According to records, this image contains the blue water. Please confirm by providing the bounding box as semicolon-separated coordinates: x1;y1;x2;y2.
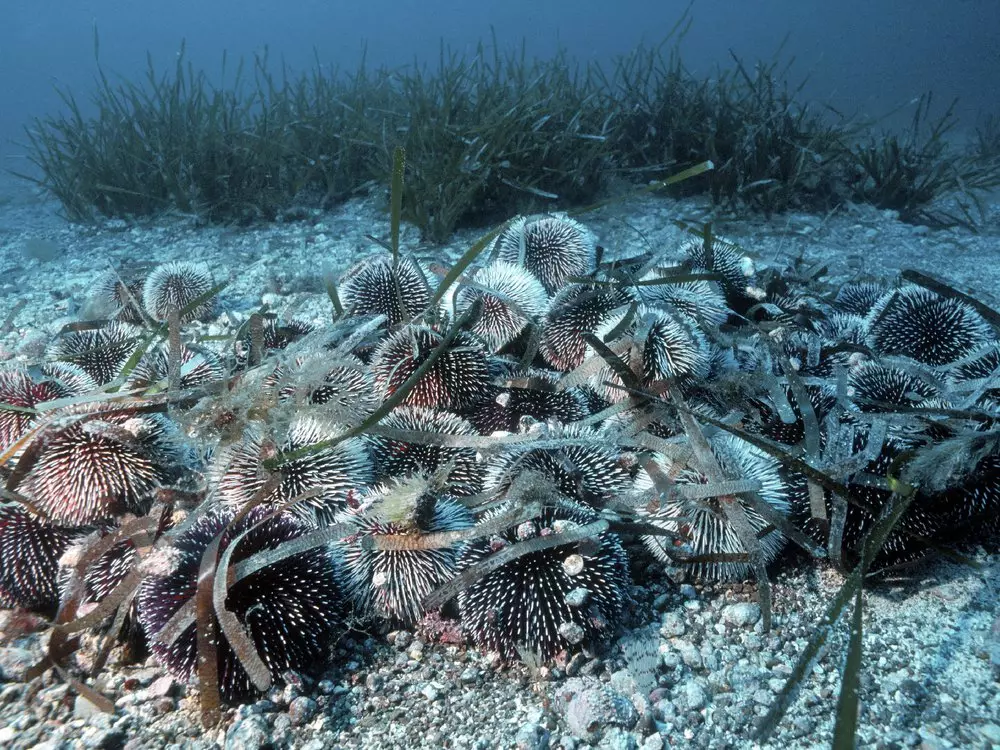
2;0;998;163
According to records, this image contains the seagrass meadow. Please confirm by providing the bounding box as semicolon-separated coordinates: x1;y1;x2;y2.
0;32;999;750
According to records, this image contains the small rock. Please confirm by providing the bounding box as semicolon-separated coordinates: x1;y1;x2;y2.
74;695;106;720
461;666;481;684
0;647;36;682
980;724;1000;744
516;722;551;750
391;630;412;650
721;603;761;628
225;714;269;750
565;686;639;742
288;696;318;726
148;676;175;698
681;680;707;711
674;642;703;670
598;728;639;750
678;585;697;599
642;733;664;750
421;684;441;701
559;621;586;645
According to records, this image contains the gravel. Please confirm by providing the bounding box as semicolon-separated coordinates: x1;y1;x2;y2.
0;178;998;748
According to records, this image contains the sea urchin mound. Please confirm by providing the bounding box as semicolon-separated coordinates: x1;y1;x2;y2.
20;406;177;526
214;416;373;525
338;486;473;624
865;285;995;366
638;434;791;581
492;215;596;294
457;500;629;662
137;506;345;703
142;261;216;323
370;325;490;412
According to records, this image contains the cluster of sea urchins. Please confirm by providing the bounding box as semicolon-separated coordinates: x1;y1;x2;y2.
1;214;999;714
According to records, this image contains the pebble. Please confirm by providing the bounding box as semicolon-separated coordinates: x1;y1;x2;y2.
224;714;269;750
721;603;761;628
515;722;551;750
681;680;707;711
288;696;318;726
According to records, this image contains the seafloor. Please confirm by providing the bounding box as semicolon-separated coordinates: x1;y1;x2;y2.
0;175;998;749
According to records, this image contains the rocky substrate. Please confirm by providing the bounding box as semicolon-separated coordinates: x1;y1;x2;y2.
1;178;999;748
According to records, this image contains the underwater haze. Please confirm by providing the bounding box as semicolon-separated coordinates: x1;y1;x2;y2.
1;0;999;161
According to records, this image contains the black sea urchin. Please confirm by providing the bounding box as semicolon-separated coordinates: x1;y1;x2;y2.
491;215;596;294
370;325;490;412
49;322;141;385
214;416;372;525
142;262;216;323
457;500;629;662
137;506;344;702
365;406;484;497
338;486;473;624
20;405;177;526
638;434;791;581
451;262;549;353
338;254;431;326
0;504;74;613
865;285;995;366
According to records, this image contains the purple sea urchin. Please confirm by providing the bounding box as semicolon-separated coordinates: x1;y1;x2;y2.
338;253;431;326
49;322;141;385
365;406;484;497
126;344;226;391
370;325;490;412
338;485;473;624
483;425;632;510
214;416;372;525
20;405;177;526
865;285;995;366
468;383;588;436
491;215;596;294
456;500;629;662
142;262;216;323
638;433;791;581
94;269;148;324
0;368;75;453
539;285;634;372
0;504;74;613
847;361;938;411
451;262;549;353
137;506;344;702
597;307;711;401
679;234;758;309
636;272;731;329
834;282;889;316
